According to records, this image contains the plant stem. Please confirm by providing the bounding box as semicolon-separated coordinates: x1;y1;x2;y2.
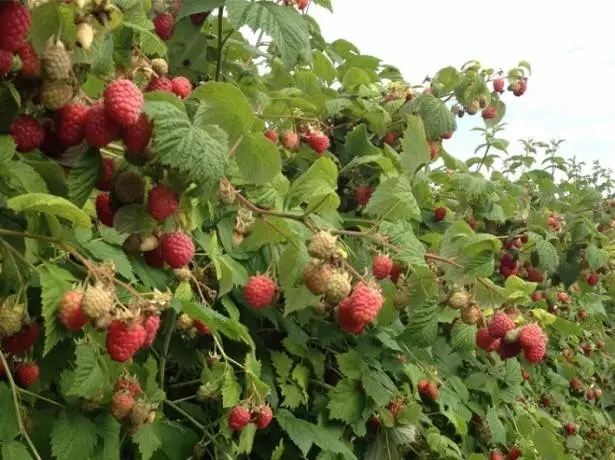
158;310;177;389
18;389;64;408
235;192;306;223
215;7;224;81
475;144;492;174
164;399;205;431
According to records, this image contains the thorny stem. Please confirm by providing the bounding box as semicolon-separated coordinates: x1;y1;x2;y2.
0;351;42;460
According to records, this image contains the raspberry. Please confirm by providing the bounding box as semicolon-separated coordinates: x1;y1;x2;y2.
146;76;173;93
1;322;39;354
11;114;45;152
95;192;115;227
383;131;397;145
42;40;72;80
586;272;600;286
434;207;447;221
171;76;192;98
302;259;332;295
489;450;504;460
355;185;372;206
518;323;546;350
123;114;152;154
243;275;277;309
253;405;273;429
54;103;89;146
493;78;505;93
85;104;121;148
58;290;87;331
147;184;179;222
16;362;40;387
160;231;195;268
282;131;300;150
16;42;39;78
144;246;165;268
372;254;393;279
110;390;134;420
103;79;144;127
564;423;576;436
307;231;337;259
523;341;546;363
476;327;500;352
129;399;153;428
488;312;515;338
264;129;278;143
497;340;521;359
95;158;115;191
106;320;147;362
0;2;31;52
419;380;439;401
307;131;330;155
349;282;384;323
193;320;210;335
0;359;4;377
228;405;251;432
41;80;73;110
190;12;209;26
0;299;25;337
324;270;352;304
448;291;469;310
482;106;497;120
0;50;13;77
337;297;366;334
461;305;481;325
141;315;160;348
82;283;114;320
153;13;175;40
390;263;403;283
113;171;145;204
297;0;309;10
116;375;142;396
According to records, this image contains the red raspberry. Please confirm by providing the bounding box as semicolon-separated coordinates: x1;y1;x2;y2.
513;79;527;96
500;252;516;268
297;0;309;10
518;323;546;350
95;192;115;227
147;184;179;222
434;207;447;221
419;381;439;401
193;320;210;335
85;104;121;148
106;320;147;362
264;129;278;143
253;405;273;429
489;450;504;460
282;131;300;150
349;282;384;323
116;376;142;396
482;106;497;120
54;103;89;146
144;246;165;268
17;42;40;78
228;405;251;431
507;445;521;457
123;114;152;153
383;131;397;145
171;76;192;98
190;12;209;26
307;131;330;155
16;362;39;387
497;340;521;359
103;79;144;127
11;114;44;152
586;272;600;286
1;322;39;354
488;312;516;338
40;124;67;158
564;422;576;436
110;390;134;420
58;290;87;332
146;76;173;93
153;13;175;40
493;78;505;93
355;185;372;206
243;275;277;309
476;327;501;352
390;263;403;283
141;315;160;348
337;296;366;334
160;231;195;268
0;2;31;52
523;341;546;363
0;359;4;377
95;158;115;191
372;254;393;280
0;50;12;77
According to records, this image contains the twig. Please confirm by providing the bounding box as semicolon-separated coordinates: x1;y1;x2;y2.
215;7;224;81
164;399;205;431
18;389;64;408
235;192;306;224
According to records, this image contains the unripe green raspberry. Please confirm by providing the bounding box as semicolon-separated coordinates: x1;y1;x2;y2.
82;283;114;320
41;80;73;110
151;58;168;76
42;39;72;80
0;296;25;337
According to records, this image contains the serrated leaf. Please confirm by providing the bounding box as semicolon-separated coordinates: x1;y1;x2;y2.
288;157;339;213
68;343;106;399
401;115;431;173
328;379;365;424
284;285;319;316
237;423;257;454
0;383;19;441
81;240;134;282
1;441;32;460
8;193;91;227
177;0;225;19
38;264;76;355
112;205;158;234
380;220;427;267
399;301;439;347
181;301;254;348
222;366;242;408
51;411;98;460
485;407;506;445
91;413;121;460
68;149;102;208
451;323;476;351
234;132;281;185
365;176;420;221
362;367;395;406
337;350;362;380
271;351;293;381
585;245;607;272
132;422;162;460
534;236;559;274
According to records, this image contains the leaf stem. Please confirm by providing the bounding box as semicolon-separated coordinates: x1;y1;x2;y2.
215;7;224;81
18;388;64;408
163;399;205;431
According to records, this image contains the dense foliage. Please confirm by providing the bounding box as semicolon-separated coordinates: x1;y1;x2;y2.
0;1;614;459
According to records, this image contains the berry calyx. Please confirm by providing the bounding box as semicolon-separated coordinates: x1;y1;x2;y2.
244;275;277;309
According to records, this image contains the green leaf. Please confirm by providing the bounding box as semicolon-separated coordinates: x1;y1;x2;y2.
401;115;431;173
380;221;427;267
68;149;102;208
238;423;257;454
337;350;362;380
8;193;91;227
485;406;506;445
532;234;559;274
365;176;421;221
132;422;162;460
271;351;294;381
585;245;607;272
1;441;33;460
361;367;396;406
328;379;365;424
92;413;121;460
51;411;99;460
112;205;158;234
503;275;537;303
451;323;476;351
67;343;106;399
312;50;336;83
181;301;254;348
0;383;19;441
234;133;281;185
81;240;134;282
408;94;456;141
0;136;16;162
38;265;76;356
177;0;225;19
222;366;242;408
30;2;61;52
399;301;438;347
284;285;319;316
288;157;339;213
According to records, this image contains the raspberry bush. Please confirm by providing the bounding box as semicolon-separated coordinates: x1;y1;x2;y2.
0;0;614;459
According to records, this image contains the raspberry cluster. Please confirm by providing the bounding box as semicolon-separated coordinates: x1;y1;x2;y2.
261;126;330;156
337;282;384;334
227;403;274;432
110;375;156;432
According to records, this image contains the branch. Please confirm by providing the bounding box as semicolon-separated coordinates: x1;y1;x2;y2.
215;7;224;81
235;192;307;224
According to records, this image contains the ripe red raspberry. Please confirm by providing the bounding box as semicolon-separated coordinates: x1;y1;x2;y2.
228;405;251;431
488;312;516;338
146;76;173;93
297;0;309;10
147;184;179;222
85;104;121;148
95;158;115;191
116;375;142;396
16;362;40;387
190;12;209;26
17;42;40;78
54;103;89;146
171;76;192;98
106;320;147;362
0;2;31;52
160;231;195;268
493;78;505;93
95;192;115;227
144;246;165;268
103;79;144;127
349;282;384;323
58;290;87;332
123;114;152;153
337;296;366;334
355;185;372;206
307;131;330;155
193;320;210;335
518;323;546;350
264;129;278;143
1;322;39;354
513;79;528;97
253;405;273;429
497;340;522;359
489;450;504;460
383;131;397;145
372;254;393;279
0;50;12;77
110;390;134;420
434;207;447;221
153;13;175;40
482;106;497;120
586;272;600;286
243;275;277;309
419;380;439;401
475;327;501;352
524;342;546;363
282;131;300;150
564;422;576;436
11;114;44;152
141;315;160;348
390;263;403;283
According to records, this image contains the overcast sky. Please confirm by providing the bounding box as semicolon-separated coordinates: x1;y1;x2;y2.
309;0;615;174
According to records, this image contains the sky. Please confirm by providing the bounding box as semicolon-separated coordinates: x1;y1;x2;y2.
308;0;615;174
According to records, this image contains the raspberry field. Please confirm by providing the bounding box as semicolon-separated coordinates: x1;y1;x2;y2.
0;0;614;459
